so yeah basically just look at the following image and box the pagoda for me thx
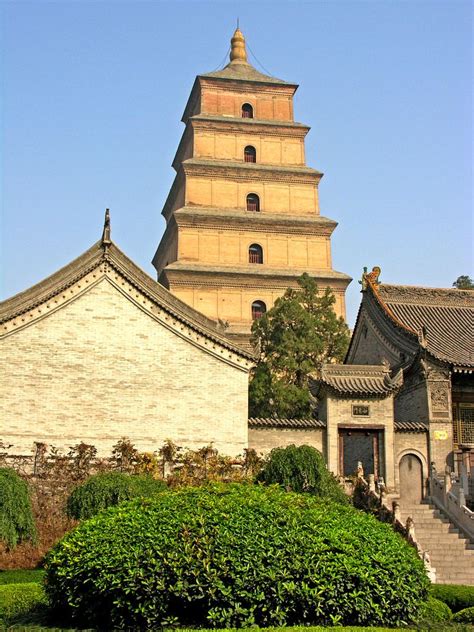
[152,28,351,346]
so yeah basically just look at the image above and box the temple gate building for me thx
[152,28,351,346]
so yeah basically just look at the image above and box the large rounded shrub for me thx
[67,472,167,519]
[46,484,429,629]
[257,444,347,503]
[0,468,36,549]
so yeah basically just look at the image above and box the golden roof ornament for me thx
[229,27,248,64]
[359,266,381,290]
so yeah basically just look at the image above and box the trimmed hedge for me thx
[0,468,36,549]
[257,444,348,504]
[46,483,429,629]
[0,583,46,625]
[418,596,452,623]
[431,583,474,613]
[452,606,474,623]
[66,472,167,519]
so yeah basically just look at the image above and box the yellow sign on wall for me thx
[434,430,448,441]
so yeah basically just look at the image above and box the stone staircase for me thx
[400,501,474,585]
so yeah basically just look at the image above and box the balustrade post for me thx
[368,473,375,492]
[460,464,469,496]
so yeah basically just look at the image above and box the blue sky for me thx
[1,0,472,326]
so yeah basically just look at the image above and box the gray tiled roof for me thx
[200,62,290,86]
[314,364,403,396]
[394,421,428,432]
[248,418,325,429]
[376,284,474,367]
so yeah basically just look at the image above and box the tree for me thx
[0,468,36,549]
[453,275,474,290]
[249,274,350,418]
[257,444,348,504]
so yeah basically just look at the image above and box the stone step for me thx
[397,500,473,584]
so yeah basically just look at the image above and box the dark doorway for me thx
[339,428,384,478]
[399,454,423,504]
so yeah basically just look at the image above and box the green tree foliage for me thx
[257,444,347,504]
[46,484,429,629]
[453,275,474,289]
[249,274,350,418]
[66,472,167,520]
[0,468,36,549]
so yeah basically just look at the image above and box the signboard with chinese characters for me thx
[352,405,370,417]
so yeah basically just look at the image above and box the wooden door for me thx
[399,454,423,504]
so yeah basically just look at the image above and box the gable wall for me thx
[0,278,249,457]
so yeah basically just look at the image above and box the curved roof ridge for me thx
[0,241,104,321]
[366,277,420,338]
[1,239,254,361]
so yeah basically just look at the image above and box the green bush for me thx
[257,444,347,503]
[431,583,474,613]
[453,606,474,623]
[0,570,45,585]
[0,468,36,549]
[66,471,167,519]
[0,583,46,625]
[46,483,429,629]
[418,596,452,623]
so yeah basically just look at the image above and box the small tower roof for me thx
[199,28,292,86]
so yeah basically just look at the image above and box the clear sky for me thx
[1,0,472,327]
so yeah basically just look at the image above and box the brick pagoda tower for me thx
[152,28,351,346]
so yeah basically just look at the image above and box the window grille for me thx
[249,244,263,264]
[242,103,253,118]
[453,404,474,446]
[246,194,260,212]
[244,146,256,163]
[251,300,266,320]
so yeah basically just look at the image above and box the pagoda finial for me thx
[229,26,248,64]
[101,208,111,246]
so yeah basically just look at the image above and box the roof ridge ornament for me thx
[229,27,248,64]
[360,266,381,291]
[101,208,111,249]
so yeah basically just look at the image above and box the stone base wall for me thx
[248,427,325,457]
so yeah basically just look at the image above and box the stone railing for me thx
[352,470,435,582]
[429,463,474,542]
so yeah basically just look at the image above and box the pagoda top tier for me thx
[199,28,290,86]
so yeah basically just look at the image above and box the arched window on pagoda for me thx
[244,145,256,163]
[249,244,263,264]
[246,193,260,212]
[241,103,254,119]
[251,300,267,320]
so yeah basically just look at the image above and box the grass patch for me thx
[0,571,44,586]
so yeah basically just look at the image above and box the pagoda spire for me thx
[229,27,248,64]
